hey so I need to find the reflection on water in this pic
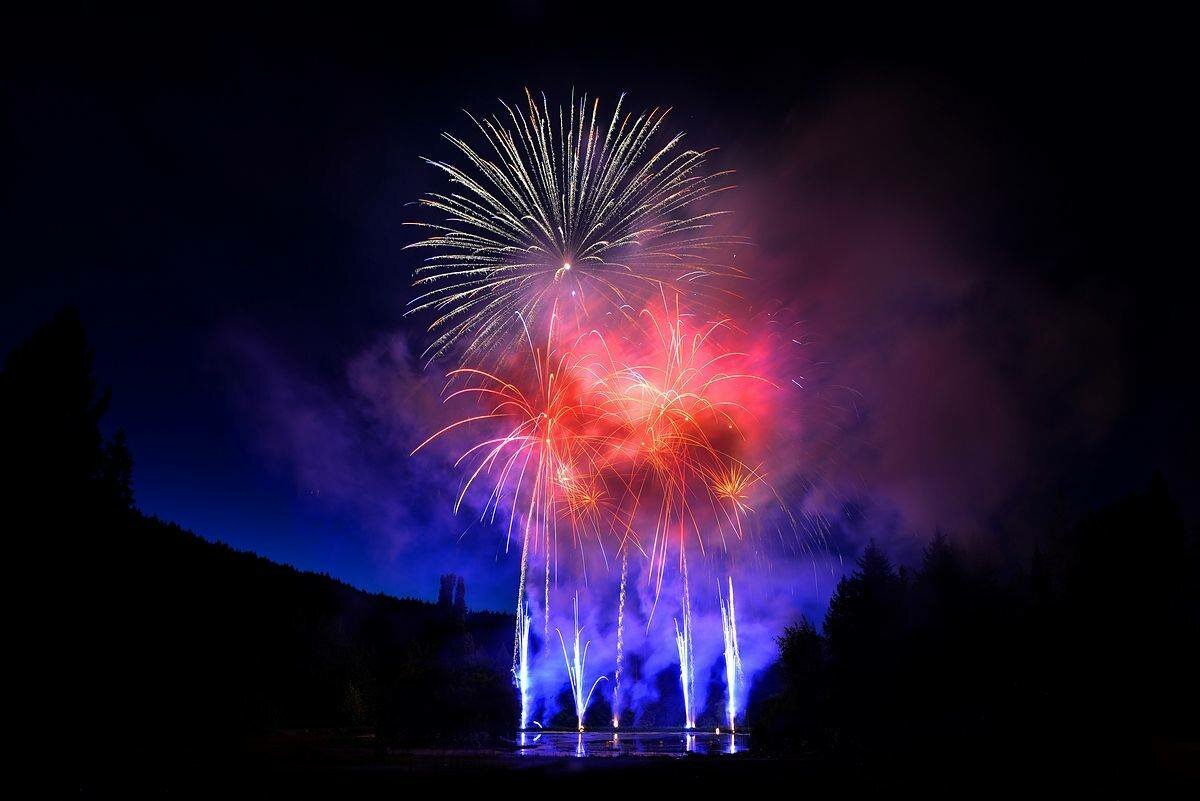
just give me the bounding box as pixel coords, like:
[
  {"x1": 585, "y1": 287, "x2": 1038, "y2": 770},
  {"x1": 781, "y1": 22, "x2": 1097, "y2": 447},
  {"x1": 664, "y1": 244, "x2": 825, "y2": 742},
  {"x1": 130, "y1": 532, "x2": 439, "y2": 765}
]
[{"x1": 515, "y1": 730, "x2": 749, "y2": 757}]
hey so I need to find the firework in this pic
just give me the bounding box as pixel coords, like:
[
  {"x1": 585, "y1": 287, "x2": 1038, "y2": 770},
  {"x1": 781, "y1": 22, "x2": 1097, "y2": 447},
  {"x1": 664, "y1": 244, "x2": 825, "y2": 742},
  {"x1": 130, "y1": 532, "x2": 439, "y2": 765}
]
[
  {"x1": 405, "y1": 90, "x2": 745, "y2": 363},
  {"x1": 407, "y1": 94, "x2": 804, "y2": 734},
  {"x1": 587, "y1": 303, "x2": 775, "y2": 605},
  {"x1": 514, "y1": 601, "x2": 532, "y2": 730},
  {"x1": 612, "y1": 549, "x2": 628, "y2": 728},
  {"x1": 416, "y1": 300, "x2": 786, "y2": 729},
  {"x1": 414, "y1": 298, "x2": 774, "y2": 601},
  {"x1": 674, "y1": 561, "x2": 696, "y2": 730},
  {"x1": 411, "y1": 309, "x2": 633, "y2": 630},
  {"x1": 557, "y1": 593, "x2": 608, "y2": 732},
  {"x1": 718, "y1": 577, "x2": 744, "y2": 731}
]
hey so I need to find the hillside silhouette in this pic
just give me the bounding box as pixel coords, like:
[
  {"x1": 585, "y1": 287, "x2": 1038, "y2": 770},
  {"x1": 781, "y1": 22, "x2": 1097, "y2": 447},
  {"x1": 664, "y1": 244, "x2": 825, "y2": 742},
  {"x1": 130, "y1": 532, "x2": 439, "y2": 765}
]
[{"x1": 3, "y1": 310, "x2": 515, "y2": 783}]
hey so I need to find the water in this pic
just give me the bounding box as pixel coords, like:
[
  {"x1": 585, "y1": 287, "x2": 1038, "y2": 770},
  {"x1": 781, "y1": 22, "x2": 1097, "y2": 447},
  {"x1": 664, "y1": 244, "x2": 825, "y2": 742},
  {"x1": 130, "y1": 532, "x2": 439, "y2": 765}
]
[{"x1": 514, "y1": 730, "x2": 750, "y2": 757}]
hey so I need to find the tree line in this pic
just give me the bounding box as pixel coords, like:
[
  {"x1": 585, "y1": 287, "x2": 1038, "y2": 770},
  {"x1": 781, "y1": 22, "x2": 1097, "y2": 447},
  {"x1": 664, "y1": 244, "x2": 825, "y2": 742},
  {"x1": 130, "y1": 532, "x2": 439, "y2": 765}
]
[{"x1": 749, "y1": 485, "x2": 1199, "y2": 787}]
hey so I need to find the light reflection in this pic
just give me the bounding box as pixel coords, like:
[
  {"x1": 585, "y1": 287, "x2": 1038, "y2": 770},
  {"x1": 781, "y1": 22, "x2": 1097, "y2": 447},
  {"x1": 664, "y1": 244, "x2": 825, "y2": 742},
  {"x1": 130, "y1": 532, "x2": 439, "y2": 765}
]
[{"x1": 514, "y1": 730, "x2": 749, "y2": 757}]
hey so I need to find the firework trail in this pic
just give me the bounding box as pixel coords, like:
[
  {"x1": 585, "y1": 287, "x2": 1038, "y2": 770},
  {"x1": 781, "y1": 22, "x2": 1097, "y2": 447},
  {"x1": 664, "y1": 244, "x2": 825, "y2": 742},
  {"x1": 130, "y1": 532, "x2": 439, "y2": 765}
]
[
  {"x1": 405, "y1": 89, "x2": 745, "y2": 364},
  {"x1": 673, "y1": 614, "x2": 695, "y2": 729},
  {"x1": 674, "y1": 558, "x2": 696, "y2": 729},
  {"x1": 613, "y1": 549, "x2": 628, "y2": 728},
  {"x1": 718, "y1": 576, "x2": 744, "y2": 731},
  {"x1": 514, "y1": 601, "x2": 532, "y2": 730},
  {"x1": 556, "y1": 593, "x2": 608, "y2": 731}
]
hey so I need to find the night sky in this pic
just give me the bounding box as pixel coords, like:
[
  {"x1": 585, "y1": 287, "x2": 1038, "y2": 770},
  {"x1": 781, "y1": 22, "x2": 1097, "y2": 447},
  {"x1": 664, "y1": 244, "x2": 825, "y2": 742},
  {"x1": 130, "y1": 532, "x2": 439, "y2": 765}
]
[{"x1": 4, "y1": 8, "x2": 1193, "y2": 611}]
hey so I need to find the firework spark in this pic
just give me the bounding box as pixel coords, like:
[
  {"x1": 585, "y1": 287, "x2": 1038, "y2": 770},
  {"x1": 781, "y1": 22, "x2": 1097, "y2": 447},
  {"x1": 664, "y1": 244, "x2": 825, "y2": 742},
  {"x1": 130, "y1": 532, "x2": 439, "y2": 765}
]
[
  {"x1": 718, "y1": 577, "x2": 744, "y2": 731},
  {"x1": 587, "y1": 303, "x2": 776, "y2": 605},
  {"x1": 612, "y1": 550, "x2": 628, "y2": 729},
  {"x1": 674, "y1": 568, "x2": 696, "y2": 730},
  {"x1": 405, "y1": 90, "x2": 745, "y2": 363},
  {"x1": 514, "y1": 601, "x2": 532, "y2": 730},
  {"x1": 557, "y1": 593, "x2": 608, "y2": 731}
]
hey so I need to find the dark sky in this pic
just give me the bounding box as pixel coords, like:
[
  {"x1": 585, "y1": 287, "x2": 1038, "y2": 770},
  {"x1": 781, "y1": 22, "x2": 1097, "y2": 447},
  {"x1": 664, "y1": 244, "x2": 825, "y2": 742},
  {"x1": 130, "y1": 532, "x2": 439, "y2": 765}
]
[{"x1": 3, "y1": 7, "x2": 1192, "y2": 609}]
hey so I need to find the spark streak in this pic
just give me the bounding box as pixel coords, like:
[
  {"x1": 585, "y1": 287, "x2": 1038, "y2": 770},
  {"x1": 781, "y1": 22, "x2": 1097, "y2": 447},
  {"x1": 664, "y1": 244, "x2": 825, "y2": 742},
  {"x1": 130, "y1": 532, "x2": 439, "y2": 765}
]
[
  {"x1": 514, "y1": 602, "x2": 532, "y2": 730},
  {"x1": 718, "y1": 577, "x2": 744, "y2": 731},
  {"x1": 613, "y1": 550, "x2": 628, "y2": 728},
  {"x1": 556, "y1": 593, "x2": 608, "y2": 731},
  {"x1": 675, "y1": 563, "x2": 696, "y2": 730}
]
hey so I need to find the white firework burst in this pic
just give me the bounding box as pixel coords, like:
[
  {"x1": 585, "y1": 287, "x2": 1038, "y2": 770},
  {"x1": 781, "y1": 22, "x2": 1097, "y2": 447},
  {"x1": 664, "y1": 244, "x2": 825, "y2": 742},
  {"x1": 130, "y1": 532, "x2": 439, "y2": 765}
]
[{"x1": 405, "y1": 89, "x2": 746, "y2": 363}]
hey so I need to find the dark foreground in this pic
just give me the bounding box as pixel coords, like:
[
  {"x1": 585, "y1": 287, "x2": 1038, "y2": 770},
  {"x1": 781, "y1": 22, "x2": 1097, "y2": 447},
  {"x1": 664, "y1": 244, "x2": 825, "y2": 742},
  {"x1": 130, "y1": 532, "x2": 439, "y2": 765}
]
[
  {"x1": 6, "y1": 313, "x2": 1190, "y2": 794},
  {"x1": 79, "y1": 728, "x2": 1200, "y2": 795},
  {"x1": 82, "y1": 729, "x2": 772, "y2": 794}
]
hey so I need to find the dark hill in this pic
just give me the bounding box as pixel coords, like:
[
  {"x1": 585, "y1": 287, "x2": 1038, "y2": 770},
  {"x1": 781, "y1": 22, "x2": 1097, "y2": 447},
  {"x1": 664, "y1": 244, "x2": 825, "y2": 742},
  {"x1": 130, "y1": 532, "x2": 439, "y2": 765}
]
[
  {"x1": 0, "y1": 309, "x2": 516, "y2": 778},
  {"x1": 81, "y1": 511, "x2": 513, "y2": 745}
]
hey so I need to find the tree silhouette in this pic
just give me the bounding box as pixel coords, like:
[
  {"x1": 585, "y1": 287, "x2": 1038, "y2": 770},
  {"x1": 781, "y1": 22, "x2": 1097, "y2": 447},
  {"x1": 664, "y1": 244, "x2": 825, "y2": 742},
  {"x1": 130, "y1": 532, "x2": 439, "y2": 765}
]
[
  {"x1": 437, "y1": 574, "x2": 455, "y2": 610},
  {"x1": 824, "y1": 539, "x2": 906, "y2": 666},
  {"x1": 778, "y1": 616, "x2": 822, "y2": 683},
  {"x1": 1, "y1": 307, "x2": 132, "y2": 519},
  {"x1": 453, "y1": 575, "x2": 467, "y2": 618},
  {"x1": 753, "y1": 483, "x2": 1200, "y2": 789}
]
